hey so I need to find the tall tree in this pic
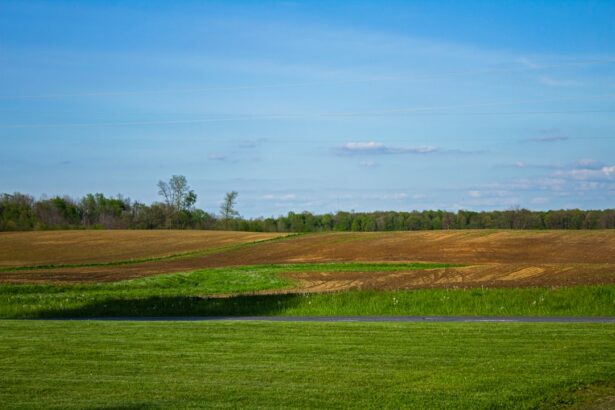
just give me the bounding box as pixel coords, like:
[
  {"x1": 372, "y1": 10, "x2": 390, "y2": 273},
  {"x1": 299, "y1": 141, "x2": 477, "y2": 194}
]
[
  {"x1": 220, "y1": 191, "x2": 239, "y2": 221},
  {"x1": 157, "y1": 175, "x2": 197, "y2": 212}
]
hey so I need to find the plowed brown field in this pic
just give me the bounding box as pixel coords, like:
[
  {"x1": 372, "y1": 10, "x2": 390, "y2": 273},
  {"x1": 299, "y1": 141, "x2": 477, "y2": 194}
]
[
  {"x1": 283, "y1": 263, "x2": 615, "y2": 292},
  {"x1": 2, "y1": 230, "x2": 614, "y2": 290},
  {"x1": 0, "y1": 230, "x2": 286, "y2": 267}
]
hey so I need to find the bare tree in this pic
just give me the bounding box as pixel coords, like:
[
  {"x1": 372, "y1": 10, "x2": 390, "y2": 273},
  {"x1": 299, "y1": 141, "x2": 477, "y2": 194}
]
[
  {"x1": 220, "y1": 191, "x2": 239, "y2": 221},
  {"x1": 157, "y1": 175, "x2": 197, "y2": 212}
]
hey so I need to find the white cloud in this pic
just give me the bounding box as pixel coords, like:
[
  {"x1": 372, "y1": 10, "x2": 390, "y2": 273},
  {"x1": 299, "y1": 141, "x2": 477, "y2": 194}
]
[
  {"x1": 502, "y1": 161, "x2": 560, "y2": 170},
  {"x1": 339, "y1": 141, "x2": 437, "y2": 155},
  {"x1": 531, "y1": 197, "x2": 549, "y2": 204},
  {"x1": 554, "y1": 165, "x2": 615, "y2": 180},
  {"x1": 386, "y1": 193, "x2": 409, "y2": 200},
  {"x1": 345, "y1": 141, "x2": 382, "y2": 151},
  {"x1": 576, "y1": 158, "x2": 600, "y2": 167},
  {"x1": 525, "y1": 136, "x2": 569, "y2": 142},
  {"x1": 359, "y1": 160, "x2": 378, "y2": 167},
  {"x1": 260, "y1": 193, "x2": 298, "y2": 201},
  {"x1": 523, "y1": 128, "x2": 569, "y2": 143},
  {"x1": 463, "y1": 158, "x2": 615, "y2": 209},
  {"x1": 208, "y1": 153, "x2": 227, "y2": 161},
  {"x1": 518, "y1": 57, "x2": 541, "y2": 69},
  {"x1": 537, "y1": 76, "x2": 579, "y2": 87},
  {"x1": 467, "y1": 190, "x2": 511, "y2": 199},
  {"x1": 238, "y1": 138, "x2": 268, "y2": 149}
]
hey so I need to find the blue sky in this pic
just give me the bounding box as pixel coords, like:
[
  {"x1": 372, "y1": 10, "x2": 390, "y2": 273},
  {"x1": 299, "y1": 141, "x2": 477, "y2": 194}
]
[{"x1": 1, "y1": 0, "x2": 614, "y2": 217}]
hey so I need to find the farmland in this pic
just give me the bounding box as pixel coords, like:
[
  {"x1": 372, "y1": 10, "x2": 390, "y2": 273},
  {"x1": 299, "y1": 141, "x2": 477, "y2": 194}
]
[
  {"x1": 0, "y1": 230, "x2": 286, "y2": 267},
  {"x1": 1, "y1": 230, "x2": 615, "y2": 408},
  {"x1": 1, "y1": 230, "x2": 614, "y2": 290},
  {"x1": 0, "y1": 230, "x2": 614, "y2": 318},
  {"x1": 4, "y1": 1, "x2": 614, "y2": 408}
]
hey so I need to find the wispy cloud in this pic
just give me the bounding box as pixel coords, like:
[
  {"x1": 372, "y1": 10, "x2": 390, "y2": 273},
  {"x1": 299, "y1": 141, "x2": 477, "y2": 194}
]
[
  {"x1": 259, "y1": 193, "x2": 298, "y2": 201},
  {"x1": 208, "y1": 153, "x2": 228, "y2": 161},
  {"x1": 466, "y1": 158, "x2": 615, "y2": 209},
  {"x1": 337, "y1": 141, "x2": 437, "y2": 155},
  {"x1": 526, "y1": 135, "x2": 569, "y2": 142},
  {"x1": 575, "y1": 158, "x2": 601, "y2": 168},
  {"x1": 456, "y1": 188, "x2": 521, "y2": 208},
  {"x1": 237, "y1": 138, "x2": 268, "y2": 149},
  {"x1": 522, "y1": 128, "x2": 569, "y2": 143},
  {"x1": 207, "y1": 152, "x2": 261, "y2": 163},
  {"x1": 381, "y1": 192, "x2": 409, "y2": 200},
  {"x1": 530, "y1": 197, "x2": 549, "y2": 205},
  {"x1": 336, "y1": 141, "x2": 484, "y2": 156},
  {"x1": 554, "y1": 164, "x2": 615, "y2": 180},
  {"x1": 359, "y1": 160, "x2": 379, "y2": 167},
  {"x1": 513, "y1": 161, "x2": 527, "y2": 168},
  {"x1": 467, "y1": 189, "x2": 511, "y2": 199},
  {"x1": 501, "y1": 160, "x2": 560, "y2": 170},
  {"x1": 537, "y1": 76, "x2": 579, "y2": 87},
  {"x1": 518, "y1": 57, "x2": 541, "y2": 69}
]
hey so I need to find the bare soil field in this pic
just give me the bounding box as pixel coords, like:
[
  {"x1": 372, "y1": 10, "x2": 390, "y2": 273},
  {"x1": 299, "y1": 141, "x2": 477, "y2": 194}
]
[
  {"x1": 0, "y1": 230, "x2": 285, "y2": 267},
  {"x1": 284, "y1": 263, "x2": 615, "y2": 292},
  {"x1": 2, "y1": 230, "x2": 614, "y2": 290},
  {"x1": 179, "y1": 230, "x2": 615, "y2": 265}
]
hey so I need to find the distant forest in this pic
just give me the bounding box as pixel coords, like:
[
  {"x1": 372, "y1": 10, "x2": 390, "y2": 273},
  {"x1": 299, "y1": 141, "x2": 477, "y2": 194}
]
[
  {"x1": 1, "y1": 175, "x2": 614, "y2": 232},
  {"x1": 2, "y1": 192, "x2": 614, "y2": 232}
]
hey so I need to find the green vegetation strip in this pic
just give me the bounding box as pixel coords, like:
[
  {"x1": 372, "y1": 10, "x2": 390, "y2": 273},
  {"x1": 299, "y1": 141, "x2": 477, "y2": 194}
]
[
  {"x1": 0, "y1": 233, "x2": 298, "y2": 272},
  {"x1": 0, "y1": 263, "x2": 444, "y2": 318},
  {"x1": 1, "y1": 263, "x2": 614, "y2": 318},
  {"x1": 1, "y1": 320, "x2": 614, "y2": 409}
]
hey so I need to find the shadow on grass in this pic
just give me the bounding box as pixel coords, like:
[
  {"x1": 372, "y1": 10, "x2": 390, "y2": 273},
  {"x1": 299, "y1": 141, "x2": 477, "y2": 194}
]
[{"x1": 37, "y1": 293, "x2": 304, "y2": 318}]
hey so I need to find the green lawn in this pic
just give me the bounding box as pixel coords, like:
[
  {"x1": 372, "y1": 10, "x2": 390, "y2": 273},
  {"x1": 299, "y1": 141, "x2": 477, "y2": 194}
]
[
  {"x1": 0, "y1": 263, "x2": 614, "y2": 318},
  {"x1": 1, "y1": 320, "x2": 614, "y2": 409}
]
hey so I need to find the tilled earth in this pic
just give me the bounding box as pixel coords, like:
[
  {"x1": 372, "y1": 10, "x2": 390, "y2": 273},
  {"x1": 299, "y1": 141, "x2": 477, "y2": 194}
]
[
  {"x1": 0, "y1": 230, "x2": 285, "y2": 267},
  {"x1": 2, "y1": 230, "x2": 614, "y2": 290},
  {"x1": 283, "y1": 263, "x2": 615, "y2": 292}
]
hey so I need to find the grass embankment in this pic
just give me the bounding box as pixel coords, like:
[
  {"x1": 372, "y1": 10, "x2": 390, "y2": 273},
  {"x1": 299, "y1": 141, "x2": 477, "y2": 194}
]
[
  {"x1": 1, "y1": 320, "x2": 614, "y2": 409},
  {"x1": 1, "y1": 263, "x2": 614, "y2": 318}
]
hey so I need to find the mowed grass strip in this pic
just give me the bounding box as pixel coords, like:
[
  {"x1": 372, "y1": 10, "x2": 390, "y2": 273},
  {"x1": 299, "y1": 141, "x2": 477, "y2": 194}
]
[
  {"x1": 1, "y1": 320, "x2": 614, "y2": 409},
  {"x1": 0, "y1": 263, "x2": 613, "y2": 318}
]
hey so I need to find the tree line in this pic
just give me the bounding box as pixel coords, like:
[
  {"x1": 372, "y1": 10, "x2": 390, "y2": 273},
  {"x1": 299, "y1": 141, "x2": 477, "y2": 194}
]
[
  {"x1": 0, "y1": 176, "x2": 238, "y2": 231},
  {"x1": 1, "y1": 175, "x2": 614, "y2": 231}
]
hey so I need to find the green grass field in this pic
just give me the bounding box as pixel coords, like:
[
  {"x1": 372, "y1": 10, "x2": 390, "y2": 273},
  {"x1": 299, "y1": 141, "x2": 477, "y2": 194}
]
[
  {"x1": 1, "y1": 246, "x2": 615, "y2": 408},
  {"x1": 1, "y1": 320, "x2": 614, "y2": 409},
  {"x1": 1, "y1": 263, "x2": 614, "y2": 318}
]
